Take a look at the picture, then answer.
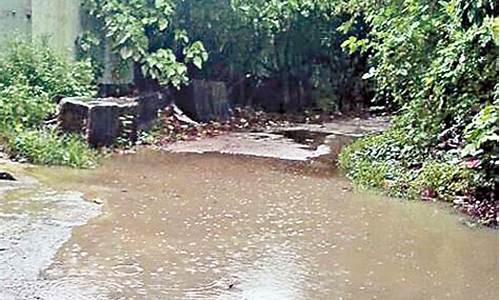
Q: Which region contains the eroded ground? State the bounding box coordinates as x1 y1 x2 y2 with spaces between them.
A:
0 150 497 300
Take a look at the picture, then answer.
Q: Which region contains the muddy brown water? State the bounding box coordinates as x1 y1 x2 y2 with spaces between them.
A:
0 150 498 300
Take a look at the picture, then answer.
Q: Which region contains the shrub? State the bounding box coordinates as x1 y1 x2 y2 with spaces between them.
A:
339 125 496 224
0 41 98 168
0 77 53 131
5 128 98 168
339 130 414 196
412 161 473 202
0 40 95 99
338 0 498 226
462 99 499 189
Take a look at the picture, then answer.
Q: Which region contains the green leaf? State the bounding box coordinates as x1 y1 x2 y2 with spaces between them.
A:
155 0 165 9
119 47 133 60
193 56 203 69
461 143 477 157
491 17 499 45
158 19 169 31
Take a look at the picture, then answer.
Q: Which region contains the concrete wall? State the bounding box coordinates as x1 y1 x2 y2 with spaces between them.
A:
31 0 81 58
0 0 133 85
0 0 31 50
0 0 80 58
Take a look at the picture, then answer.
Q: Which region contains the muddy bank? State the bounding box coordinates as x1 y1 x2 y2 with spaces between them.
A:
2 151 496 300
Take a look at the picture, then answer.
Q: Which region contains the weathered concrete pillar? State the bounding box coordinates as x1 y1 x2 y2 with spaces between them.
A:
31 0 81 58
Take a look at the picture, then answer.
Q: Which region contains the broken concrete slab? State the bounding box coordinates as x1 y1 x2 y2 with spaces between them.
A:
161 116 389 161
58 97 137 147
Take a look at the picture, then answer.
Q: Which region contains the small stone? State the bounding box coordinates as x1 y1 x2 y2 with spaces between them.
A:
341 186 352 192
92 198 104 205
0 171 16 181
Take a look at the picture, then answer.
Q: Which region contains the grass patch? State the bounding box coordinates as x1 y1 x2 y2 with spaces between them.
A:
4 128 98 168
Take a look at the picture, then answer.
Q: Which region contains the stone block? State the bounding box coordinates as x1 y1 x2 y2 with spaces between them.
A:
57 97 92 134
87 99 138 147
174 80 231 122
58 97 139 147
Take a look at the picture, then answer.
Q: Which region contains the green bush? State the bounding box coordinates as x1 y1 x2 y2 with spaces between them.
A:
0 41 98 168
339 131 474 200
0 40 95 99
337 0 498 225
412 161 473 201
0 77 53 131
339 130 413 196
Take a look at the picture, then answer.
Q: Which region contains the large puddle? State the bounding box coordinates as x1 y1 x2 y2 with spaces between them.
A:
1 150 497 299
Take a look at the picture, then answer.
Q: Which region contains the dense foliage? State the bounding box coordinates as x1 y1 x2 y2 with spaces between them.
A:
179 0 371 111
0 41 98 168
338 0 499 225
81 0 208 87
81 0 371 112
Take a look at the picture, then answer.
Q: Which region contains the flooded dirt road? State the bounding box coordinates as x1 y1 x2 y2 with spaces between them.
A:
1 150 497 300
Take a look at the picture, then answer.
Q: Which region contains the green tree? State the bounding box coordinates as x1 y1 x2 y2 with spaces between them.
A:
81 0 208 87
